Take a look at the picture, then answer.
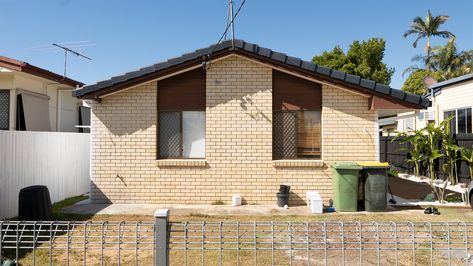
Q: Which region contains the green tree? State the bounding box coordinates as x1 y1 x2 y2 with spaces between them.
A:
401 69 442 95
403 10 455 71
429 38 473 79
404 38 473 79
312 38 394 85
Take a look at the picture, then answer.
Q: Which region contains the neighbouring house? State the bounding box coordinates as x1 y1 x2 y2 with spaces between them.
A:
0 56 89 132
380 73 473 135
73 40 428 205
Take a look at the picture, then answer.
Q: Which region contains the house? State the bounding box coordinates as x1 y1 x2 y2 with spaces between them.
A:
73 40 428 205
0 56 88 132
380 73 473 135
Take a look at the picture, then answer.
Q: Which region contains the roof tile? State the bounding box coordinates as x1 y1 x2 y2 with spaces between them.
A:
330 70 346 80
360 79 376 90
72 39 429 108
375 83 391 94
345 74 361 85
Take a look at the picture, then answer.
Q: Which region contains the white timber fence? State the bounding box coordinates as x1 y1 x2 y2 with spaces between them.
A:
0 131 90 219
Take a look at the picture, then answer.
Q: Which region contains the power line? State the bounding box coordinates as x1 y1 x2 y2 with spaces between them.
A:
215 0 246 51
203 0 248 69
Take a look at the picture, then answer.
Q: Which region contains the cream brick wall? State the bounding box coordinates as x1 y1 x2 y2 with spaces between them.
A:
90 55 377 205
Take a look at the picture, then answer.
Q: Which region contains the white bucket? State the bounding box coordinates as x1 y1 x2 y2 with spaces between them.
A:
232 195 242 206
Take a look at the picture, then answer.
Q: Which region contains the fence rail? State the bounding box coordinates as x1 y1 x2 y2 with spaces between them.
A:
2 214 473 265
0 131 90 219
380 133 473 180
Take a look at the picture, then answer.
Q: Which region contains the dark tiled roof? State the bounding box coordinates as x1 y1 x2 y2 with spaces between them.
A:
73 39 428 108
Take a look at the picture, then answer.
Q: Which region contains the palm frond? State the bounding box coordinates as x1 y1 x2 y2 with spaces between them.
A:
435 30 456 39
413 35 424 48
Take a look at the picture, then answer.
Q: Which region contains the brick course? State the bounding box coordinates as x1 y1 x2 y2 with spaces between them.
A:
90 55 377 205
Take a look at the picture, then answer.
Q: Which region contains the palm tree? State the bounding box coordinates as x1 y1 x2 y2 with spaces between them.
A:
430 38 473 79
404 10 455 71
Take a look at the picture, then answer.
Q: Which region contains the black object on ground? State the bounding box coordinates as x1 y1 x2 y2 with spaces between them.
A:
279 185 291 194
18 185 52 220
276 192 289 207
424 207 433 214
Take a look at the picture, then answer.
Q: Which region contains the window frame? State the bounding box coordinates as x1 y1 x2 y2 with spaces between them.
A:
273 109 322 160
0 90 9 130
157 110 206 159
443 107 472 134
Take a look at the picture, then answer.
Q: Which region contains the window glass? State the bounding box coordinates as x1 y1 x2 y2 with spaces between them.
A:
273 112 297 159
444 110 456 133
467 108 472 134
182 111 205 158
273 110 321 159
158 112 181 158
0 90 9 130
458 109 467 133
297 111 321 158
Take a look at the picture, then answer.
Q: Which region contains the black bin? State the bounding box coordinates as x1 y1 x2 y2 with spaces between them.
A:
18 185 52 220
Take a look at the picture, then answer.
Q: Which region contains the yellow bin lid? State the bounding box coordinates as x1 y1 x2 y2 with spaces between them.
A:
357 161 389 167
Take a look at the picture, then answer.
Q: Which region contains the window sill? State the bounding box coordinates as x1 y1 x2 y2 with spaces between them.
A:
156 159 207 168
272 159 325 168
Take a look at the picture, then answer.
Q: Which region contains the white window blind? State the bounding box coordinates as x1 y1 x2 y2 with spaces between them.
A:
182 111 205 158
20 92 51 131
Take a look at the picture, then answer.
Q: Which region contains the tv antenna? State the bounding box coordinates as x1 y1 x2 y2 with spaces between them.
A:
52 43 92 80
224 0 236 47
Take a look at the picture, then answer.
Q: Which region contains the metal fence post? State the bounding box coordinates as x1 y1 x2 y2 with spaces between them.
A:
155 209 170 266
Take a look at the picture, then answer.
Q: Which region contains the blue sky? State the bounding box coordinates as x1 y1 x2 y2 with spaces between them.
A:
1 0 472 88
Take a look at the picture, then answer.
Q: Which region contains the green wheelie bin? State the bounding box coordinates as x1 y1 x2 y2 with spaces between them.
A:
331 162 362 212
358 162 390 212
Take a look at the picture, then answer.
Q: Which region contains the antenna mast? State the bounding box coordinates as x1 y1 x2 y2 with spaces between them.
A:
52 43 92 79
224 0 235 48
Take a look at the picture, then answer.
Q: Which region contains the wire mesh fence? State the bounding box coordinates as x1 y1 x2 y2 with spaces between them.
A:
0 221 155 265
169 221 473 266
2 219 473 265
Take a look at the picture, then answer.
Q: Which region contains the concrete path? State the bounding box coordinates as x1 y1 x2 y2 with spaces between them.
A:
62 199 316 216
62 196 407 216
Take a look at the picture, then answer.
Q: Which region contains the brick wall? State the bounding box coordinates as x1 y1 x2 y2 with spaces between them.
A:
90 55 377 205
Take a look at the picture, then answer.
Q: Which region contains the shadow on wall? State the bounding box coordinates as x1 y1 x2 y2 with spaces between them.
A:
289 191 307 206
90 182 113 204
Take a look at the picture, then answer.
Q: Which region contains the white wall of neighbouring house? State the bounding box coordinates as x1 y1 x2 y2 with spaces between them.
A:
432 79 473 126
0 70 80 132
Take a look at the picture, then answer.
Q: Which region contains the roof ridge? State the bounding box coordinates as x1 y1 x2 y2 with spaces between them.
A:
72 39 428 108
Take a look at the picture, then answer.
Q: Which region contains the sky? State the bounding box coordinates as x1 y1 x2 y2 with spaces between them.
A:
1 0 472 89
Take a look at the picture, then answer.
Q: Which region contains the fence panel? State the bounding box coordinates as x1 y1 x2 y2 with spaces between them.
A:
0 131 90 219
379 136 411 172
380 133 473 179
2 220 473 265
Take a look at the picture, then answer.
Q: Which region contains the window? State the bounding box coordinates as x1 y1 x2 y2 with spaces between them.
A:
444 108 472 134
0 90 9 130
159 111 205 158
272 70 322 159
273 110 321 159
157 68 206 159
16 91 51 131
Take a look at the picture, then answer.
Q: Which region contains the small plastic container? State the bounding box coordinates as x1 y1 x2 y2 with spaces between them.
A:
309 195 323 214
306 191 320 206
232 195 242 206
